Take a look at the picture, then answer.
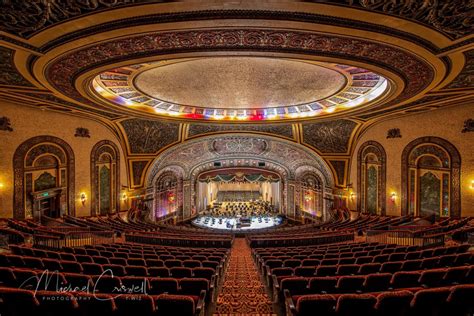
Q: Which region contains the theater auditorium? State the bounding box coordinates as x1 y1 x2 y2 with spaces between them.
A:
0 1 473 315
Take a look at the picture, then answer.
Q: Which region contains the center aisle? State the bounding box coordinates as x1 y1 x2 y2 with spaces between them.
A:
214 238 276 315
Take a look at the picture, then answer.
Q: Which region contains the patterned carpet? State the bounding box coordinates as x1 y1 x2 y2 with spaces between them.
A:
214 238 276 316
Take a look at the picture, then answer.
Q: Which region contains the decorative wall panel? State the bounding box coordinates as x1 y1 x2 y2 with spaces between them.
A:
188 123 294 139
328 160 347 187
0 47 32 86
120 119 180 154
446 50 474 89
303 120 358 153
131 160 149 187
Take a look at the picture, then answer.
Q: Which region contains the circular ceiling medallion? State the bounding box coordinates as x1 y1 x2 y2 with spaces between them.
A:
134 57 346 109
91 57 388 121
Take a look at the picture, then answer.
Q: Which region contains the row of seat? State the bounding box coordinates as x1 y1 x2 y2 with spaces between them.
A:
257 245 468 265
0 256 219 278
253 242 413 262
255 244 468 265
12 245 228 261
275 265 474 300
4 251 223 269
263 252 473 283
285 285 474 316
0 287 206 316
0 267 211 297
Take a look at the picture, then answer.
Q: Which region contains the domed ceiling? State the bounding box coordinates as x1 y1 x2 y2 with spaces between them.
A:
92 57 387 121
0 0 472 188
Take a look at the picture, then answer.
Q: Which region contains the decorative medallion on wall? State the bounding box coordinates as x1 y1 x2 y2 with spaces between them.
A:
74 127 90 138
211 137 268 155
461 119 474 133
302 120 358 153
0 116 13 131
120 118 180 154
386 128 402 138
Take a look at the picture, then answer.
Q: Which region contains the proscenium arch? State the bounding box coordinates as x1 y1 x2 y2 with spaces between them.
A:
401 136 461 218
146 133 335 187
145 133 336 219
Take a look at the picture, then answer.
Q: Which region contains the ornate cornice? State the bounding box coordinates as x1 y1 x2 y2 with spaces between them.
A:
1 3 470 42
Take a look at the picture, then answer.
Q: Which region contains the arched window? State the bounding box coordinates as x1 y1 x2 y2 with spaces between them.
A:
154 172 178 218
357 141 386 215
13 136 75 219
298 173 323 217
91 141 120 215
402 137 461 218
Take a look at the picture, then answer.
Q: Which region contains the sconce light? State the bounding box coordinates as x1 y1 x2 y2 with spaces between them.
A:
471 180 474 190
350 192 356 201
390 192 397 202
122 193 128 201
80 193 87 206
0 182 4 189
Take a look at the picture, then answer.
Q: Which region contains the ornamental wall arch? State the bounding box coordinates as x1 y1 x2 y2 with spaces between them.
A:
401 136 461 218
357 141 387 215
90 140 121 216
13 135 75 219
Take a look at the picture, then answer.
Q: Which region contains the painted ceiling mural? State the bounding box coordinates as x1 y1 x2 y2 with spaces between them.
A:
0 1 472 189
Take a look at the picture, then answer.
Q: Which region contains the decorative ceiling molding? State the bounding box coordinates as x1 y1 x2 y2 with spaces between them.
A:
17 92 123 119
0 47 33 87
302 119 359 154
1 3 470 41
119 118 181 154
354 94 465 120
445 50 474 89
187 123 294 140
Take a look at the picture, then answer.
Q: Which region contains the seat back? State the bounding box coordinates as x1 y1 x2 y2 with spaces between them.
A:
336 294 376 316
374 290 413 316
155 294 195 316
296 294 336 316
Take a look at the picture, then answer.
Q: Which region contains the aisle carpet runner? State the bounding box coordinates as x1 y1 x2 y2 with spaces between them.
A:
214 238 276 315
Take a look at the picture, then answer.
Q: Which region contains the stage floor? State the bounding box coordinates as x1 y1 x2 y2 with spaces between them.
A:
192 215 282 231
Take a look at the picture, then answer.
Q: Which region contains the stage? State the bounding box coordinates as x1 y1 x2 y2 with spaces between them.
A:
192 215 283 231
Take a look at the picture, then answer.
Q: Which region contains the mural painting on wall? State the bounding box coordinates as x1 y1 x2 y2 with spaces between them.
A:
419 172 441 219
34 172 57 192
302 120 357 153
121 119 180 153
366 166 378 214
99 166 111 215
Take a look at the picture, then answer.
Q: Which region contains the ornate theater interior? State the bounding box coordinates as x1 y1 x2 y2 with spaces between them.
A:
0 1 473 315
